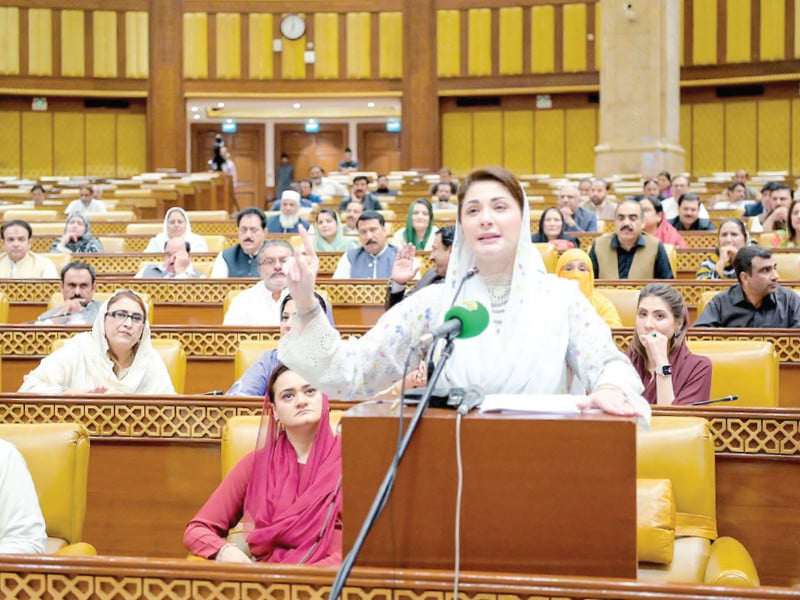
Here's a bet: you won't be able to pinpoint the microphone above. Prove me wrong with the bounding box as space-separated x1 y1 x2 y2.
456 385 485 415
418 300 490 346
24 307 84 325
448 266 480 307
689 395 738 406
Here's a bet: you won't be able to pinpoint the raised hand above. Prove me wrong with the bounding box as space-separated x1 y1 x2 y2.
286 224 320 313
390 243 419 285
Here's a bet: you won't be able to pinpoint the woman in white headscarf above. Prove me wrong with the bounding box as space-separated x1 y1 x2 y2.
144 207 209 253
18 289 175 395
278 167 647 420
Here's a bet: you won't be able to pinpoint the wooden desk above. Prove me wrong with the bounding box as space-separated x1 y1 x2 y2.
343 404 637 578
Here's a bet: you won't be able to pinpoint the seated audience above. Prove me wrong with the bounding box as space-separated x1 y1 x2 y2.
640 196 686 249
392 199 435 250
145 207 208 254
297 179 322 204
375 174 398 196
332 211 397 279
733 169 760 200
531 207 579 251
661 176 710 221
558 185 597 232
340 201 363 236
135 238 204 278
312 209 357 253
555 249 622 328
338 147 359 172
695 246 800 328
228 293 333 396
337 175 383 212
696 219 748 280
223 240 293 326
580 178 617 221
709 181 749 210
210 208 267 278
657 171 673 198
386 225 454 310
0 220 58 278
50 212 103 254
744 181 777 220
36 261 102 325
308 165 347 197
30 184 46 207
768 198 800 248
0 438 47 554
589 199 674 279
758 183 793 234
643 179 661 199
432 181 457 209
669 194 715 231
19 289 176 394
627 283 712 405
64 185 106 215
267 190 311 234
184 364 342 565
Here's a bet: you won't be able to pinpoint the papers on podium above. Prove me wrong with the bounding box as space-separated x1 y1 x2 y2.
479 394 593 415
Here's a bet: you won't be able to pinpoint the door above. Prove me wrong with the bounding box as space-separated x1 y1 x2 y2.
275 124 348 189
358 125 401 174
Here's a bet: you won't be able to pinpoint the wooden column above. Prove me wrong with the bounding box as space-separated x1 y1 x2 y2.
595 0 684 178
148 0 186 171
401 0 439 170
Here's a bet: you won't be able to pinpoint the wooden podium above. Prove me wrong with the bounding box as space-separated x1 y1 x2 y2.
342 403 637 578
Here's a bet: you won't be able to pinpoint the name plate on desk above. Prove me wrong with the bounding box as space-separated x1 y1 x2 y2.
342 404 637 578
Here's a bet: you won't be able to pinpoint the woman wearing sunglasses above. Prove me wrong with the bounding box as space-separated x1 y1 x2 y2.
18 289 176 395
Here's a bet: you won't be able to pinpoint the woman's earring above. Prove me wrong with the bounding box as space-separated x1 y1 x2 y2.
673 331 681 339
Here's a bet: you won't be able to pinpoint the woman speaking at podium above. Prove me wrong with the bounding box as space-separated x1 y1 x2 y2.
279 166 648 420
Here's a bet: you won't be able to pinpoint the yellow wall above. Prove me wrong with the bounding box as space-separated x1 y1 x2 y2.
0 109 146 178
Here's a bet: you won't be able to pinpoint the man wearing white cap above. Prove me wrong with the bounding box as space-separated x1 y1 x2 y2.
267 190 310 234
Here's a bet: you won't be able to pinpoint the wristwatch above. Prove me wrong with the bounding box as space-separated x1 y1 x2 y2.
659 364 672 376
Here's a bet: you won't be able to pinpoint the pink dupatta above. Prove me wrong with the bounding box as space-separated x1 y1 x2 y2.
243 394 342 564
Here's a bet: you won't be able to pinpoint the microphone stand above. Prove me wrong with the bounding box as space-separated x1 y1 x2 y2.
328 334 457 600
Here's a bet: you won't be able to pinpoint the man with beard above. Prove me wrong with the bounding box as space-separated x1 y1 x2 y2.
589 199 674 279
36 261 102 325
580 178 617 221
308 165 347 197
266 190 310 234
695 246 800 328
337 175 383 211
759 183 793 234
432 182 457 209
332 210 397 279
210 208 267 277
223 240 293 326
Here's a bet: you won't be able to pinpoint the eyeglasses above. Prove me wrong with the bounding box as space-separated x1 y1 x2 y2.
106 310 145 324
259 257 290 267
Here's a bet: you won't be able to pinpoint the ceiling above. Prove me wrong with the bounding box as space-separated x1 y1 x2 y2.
186 97 402 122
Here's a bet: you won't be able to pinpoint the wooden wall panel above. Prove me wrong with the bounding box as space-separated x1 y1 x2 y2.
125 11 148 79
117 113 147 178
281 37 305 80
498 7 523 75
691 103 724 175
85 113 116 178
531 6 555 74
724 101 757 172
562 3 587 73
503 110 534 175
725 0 751 63
53 113 85 176
0 7 20 75
248 13 273 80
215 13 241 79
692 0 718 65
467 8 492 76
679 104 692 172
760 0 786 60
93 11 118 78
183 13 208 79
534 109 564 176
757 98 791 171
793 98 800 175
441 112 473 173
796 0 800 57
473 111 502 166
378 12 402 79
21 112 53 179
60 9 84 77
594 2 601 70
437 10 460 77
0 111 21 177
564 107 596 174
346 12 371 79
314 13 339 79
28 8 53 76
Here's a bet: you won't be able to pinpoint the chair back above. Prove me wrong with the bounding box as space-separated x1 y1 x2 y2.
224 289 242 314
0 291 8 324
773 252 800 280
97 236 125 252
89 211 135 222
663 243 677 277
125 223 162 236
686 340 779 407
696 290 721 316
532 243 559 273
221 412 343 477
39 252 71 273
186 210 230 221
201 235 226 253
31 222 66 236
0 422 90 549
3 209 58 222
598 288 640 327
234 340 279 380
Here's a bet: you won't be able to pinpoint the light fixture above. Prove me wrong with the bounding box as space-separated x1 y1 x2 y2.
190 106 199 112
367 102 375 108
293 103 301 109
216 102 225 108
193 114 200 120
226 118 233 123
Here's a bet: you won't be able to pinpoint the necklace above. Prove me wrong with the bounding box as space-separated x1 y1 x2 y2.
483 273 512 309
